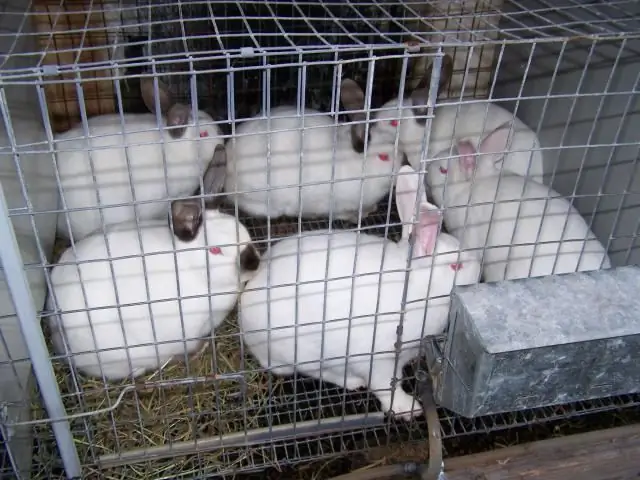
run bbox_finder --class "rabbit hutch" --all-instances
[0,0,639,479]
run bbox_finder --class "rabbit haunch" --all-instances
[373,54,543,184]
[48,145,260,380]
[426,124,611,282]
[54,77,223,241]
[239,165,481,421]
[224,78,401,222]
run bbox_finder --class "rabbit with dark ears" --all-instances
[54,76,223,241]
[425,125,611,282]
[239,165,481,421]
[224,78,402,223]
[47,145,260,381]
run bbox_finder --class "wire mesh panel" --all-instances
[0,1,639,479]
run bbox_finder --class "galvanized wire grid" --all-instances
[0,1,639,479]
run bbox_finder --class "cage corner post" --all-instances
[0,179,81,477]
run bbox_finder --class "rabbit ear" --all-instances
[340,78,367,153]
[415,204,442,257]
[457,140,478,179]
[479,122,513,161]
[171,199,202,243]
[141,78,190,139]
[170,144,226,242]
[141,77,173,116]
[202,144,228,202]
[395,165,427,240]
[410,53,453,110]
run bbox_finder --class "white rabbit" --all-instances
[224,78,401,223]
[374,55,544,184]
[47,146,261,380]
[425,125,611,282]
[55,77,223,241]
[239,165,481,420]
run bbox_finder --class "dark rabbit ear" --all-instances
[170,144,227,242]
[165,104,190,139]
[201,144,228,206]
[141,77,173,115]
[141,78,189,139]
[171,199,202,243]
[340,78,367,153]
[410,53,453,112]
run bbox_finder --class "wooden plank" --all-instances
[444,424,640,480]
[31,0,120,133]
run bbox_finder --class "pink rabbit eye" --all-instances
[439,166,448,174]
[209,246,222,255]
[390,120,399,127]
[450,263,463,271]
[378,153,390,161]
[199,131,209,138]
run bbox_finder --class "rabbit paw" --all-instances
[379,391,423,421]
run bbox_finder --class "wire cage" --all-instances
[0,0,640,479]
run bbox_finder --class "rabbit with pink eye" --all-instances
[47,145,261,381]
[239,165,481,420]
[425,125,611,283]
[54,77,223,241]
[374,54,544,184]
[224,78,402,223]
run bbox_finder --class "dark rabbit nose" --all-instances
[240,244,261,272]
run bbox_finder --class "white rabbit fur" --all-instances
[374,55,544,184]
[224,79,401,222]
[47,146,261,380]
[239,165,481,420]
[426,126,611,282]
[55,78,223,241]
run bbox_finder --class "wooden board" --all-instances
[444,424,640,480]
[31,0,120,133]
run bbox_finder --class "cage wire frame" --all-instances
[0,1,639,479]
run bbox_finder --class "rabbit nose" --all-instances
[450,263,463,271]
[209,246,222,255]
[200,131,209,138]
[439,166,448,174]
[390,120,398,127]
[378,153,390,161]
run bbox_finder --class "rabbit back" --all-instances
[240,231,447,379]
[444,175,611,281]
[55,113,222,240]
[225,107,397,218]
[48,221,236,379]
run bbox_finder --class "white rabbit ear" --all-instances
[395,165,428,240]
[456,140,478,180]
[340,78,367,153]
[415,204,442,257]
[479,123,513,162]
